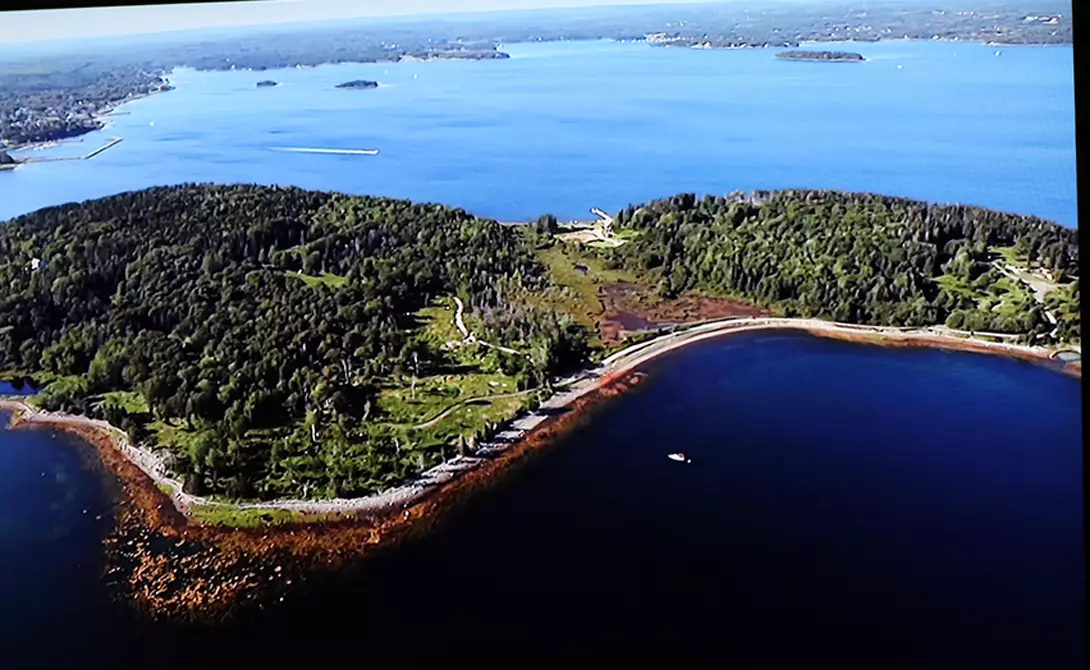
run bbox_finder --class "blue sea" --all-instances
[0,39,1078,226]
[0,36,1083,668]
[1,332,1084,668]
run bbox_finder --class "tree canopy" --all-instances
[0,184,588,499]
[601,190,1078,336]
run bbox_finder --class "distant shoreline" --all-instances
[5,83,173,155]
[0,37,1071,153]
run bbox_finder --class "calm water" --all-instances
[0,39,1078,226]
[1,332,1083,667]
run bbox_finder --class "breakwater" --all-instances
[18,137,123,163]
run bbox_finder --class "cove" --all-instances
[4,330,1077,668]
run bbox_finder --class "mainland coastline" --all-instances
[1,317,1079,621]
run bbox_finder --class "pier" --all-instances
[83,137,123,159]
[18,137,123,163]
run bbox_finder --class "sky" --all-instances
[0,0,741,44]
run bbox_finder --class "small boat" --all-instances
[668,452,691,463]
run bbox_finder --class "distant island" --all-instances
[777,50,865,62]
[0,3,1071,149]
[335,79,379,90]
[400,49,511,62]
[256,80,279,88]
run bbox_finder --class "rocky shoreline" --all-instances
[0,318,1079,621]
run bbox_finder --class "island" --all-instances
[400,49,512,61]
[777,50,865,62]
[0,185,1079,621]
[335,79,379,89]
[0,4,1072,149]
[256,80,279,88]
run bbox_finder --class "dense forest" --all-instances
[0,185,589,500]
[594,190,1079,339]
[0,185,1079,501]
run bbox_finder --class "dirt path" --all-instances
[452,295,523,356]
[403,388,538,431]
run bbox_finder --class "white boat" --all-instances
[668,453,691,463]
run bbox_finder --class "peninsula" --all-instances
[0,185,1079,620]
[335,79,379,89]
[777,50,865,62]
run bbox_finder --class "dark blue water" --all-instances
[0,381,38,395]
[0,39,1077,226]
[0,415,123,668]
[2,332,1081,667]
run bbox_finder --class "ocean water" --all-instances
[0,39,1078,226]
[0,332,1082,667]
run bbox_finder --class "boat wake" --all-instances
[268,147,380,156]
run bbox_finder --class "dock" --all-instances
[83,137,122,159]
[18,137,123,163]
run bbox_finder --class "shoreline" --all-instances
[1,316,1077,521]
[4,82,173,155]
[1,35,1070,152]
[0,318,1079,620]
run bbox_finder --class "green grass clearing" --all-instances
[95,391,149,415]
[189,504,337,528]
[378,370,521,427]
[285,271,349,289]
[533,244,641,346]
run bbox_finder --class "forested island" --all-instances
[0,185,1079,509]
[0,1,1071,148]
[403,49,511,61]
[335,80,379,90]
[776,50,865,62]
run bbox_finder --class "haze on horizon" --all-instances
[0,0,755,44]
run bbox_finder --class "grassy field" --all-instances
[189,504,337,528]
[94,391,149,415]
[936,267,1036,317]
[377,296,531,451]
[991,245,1026,268]
[415,301,465,350]
[377,371,520,427]
[285,271,349,290]
[533,243,640,347]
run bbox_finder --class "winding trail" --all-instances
[452,296,523,356]
[1,315,1076,521]
[401,388,538,431]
